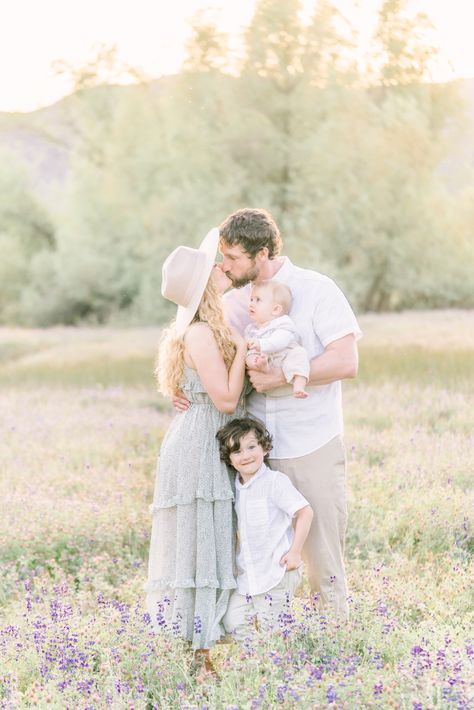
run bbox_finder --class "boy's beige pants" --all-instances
[269,434,349,620]
[223,568,302,642]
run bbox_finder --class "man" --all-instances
[176,207,361,618]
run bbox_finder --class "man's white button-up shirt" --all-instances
[234,463,310,596]
[223,257,362,459]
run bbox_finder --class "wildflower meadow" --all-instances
[0,311,473,709]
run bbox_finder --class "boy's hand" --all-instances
[280,550,302,571]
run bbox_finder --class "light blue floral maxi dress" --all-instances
[145,366,246,649]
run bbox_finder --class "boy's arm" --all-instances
[280,505,313,570]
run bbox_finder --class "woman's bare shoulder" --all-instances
[184,322,215,347]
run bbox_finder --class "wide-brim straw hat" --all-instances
[161,227,219,335]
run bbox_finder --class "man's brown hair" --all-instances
[219,208,282,259]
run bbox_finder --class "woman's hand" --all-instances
[210,264,232,294]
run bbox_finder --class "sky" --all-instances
[1,0,473,113]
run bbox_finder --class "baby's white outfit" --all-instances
[223,463,309,641]
[245,315,310,396]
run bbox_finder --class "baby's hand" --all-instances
[245,352,260,369]
[247,338,261,352]
[253,353,269,371]
[246,352,269,372]
[280,550,302,571]
[245,350,269,372]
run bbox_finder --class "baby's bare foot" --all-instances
[255,354,269,371]
[293,375,308,398]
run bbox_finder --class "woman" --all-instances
[145,228,247,671]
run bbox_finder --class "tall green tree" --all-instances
[372,0,437,88]
[0,151,54,322]
[3,1,473,324]
[183,10,229,72]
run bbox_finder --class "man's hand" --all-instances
[247,365,286,392]
[280,550,302,571]
[172,389,190,412]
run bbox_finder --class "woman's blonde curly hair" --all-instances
[156,278,236,398]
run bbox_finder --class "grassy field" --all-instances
[0,311,473,709]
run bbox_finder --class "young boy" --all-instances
[245,280,311,398]
[216,417,313,642]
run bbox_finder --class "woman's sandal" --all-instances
[193,649,220,680]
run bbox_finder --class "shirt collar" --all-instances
[270,256,293,284]
[235,462,268,490]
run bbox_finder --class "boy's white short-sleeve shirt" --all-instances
[234,463,310,596]
[223,256,362,459]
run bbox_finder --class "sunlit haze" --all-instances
[1,0,473,112]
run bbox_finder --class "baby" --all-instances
[245,280,310,398]
[216,417,313,642]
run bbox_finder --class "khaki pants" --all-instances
[269,435,348,619]
[271,345,310,384]
[223,569,302,643]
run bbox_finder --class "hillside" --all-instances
[0,78,171,203]
[1,77,473,202]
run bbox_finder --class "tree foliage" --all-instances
[1,0,473,325]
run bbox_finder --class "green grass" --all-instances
[357,344,474,389]
[0,355,155,388]
[0,315,473,708]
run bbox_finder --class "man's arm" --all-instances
[247,333,358,392]
[172,389,190,412]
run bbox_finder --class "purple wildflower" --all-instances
[327,684,337,703]
[374,680,384,696]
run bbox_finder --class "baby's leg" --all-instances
[281,346,310,397]
[292,374,309,398]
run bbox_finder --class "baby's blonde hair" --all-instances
[156,278,236,398]
[253,280,292,315]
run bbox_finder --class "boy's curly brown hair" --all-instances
[216,417,273,467]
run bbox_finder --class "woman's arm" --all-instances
[184,323,247,414]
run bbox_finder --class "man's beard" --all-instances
[228,263,260,289]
